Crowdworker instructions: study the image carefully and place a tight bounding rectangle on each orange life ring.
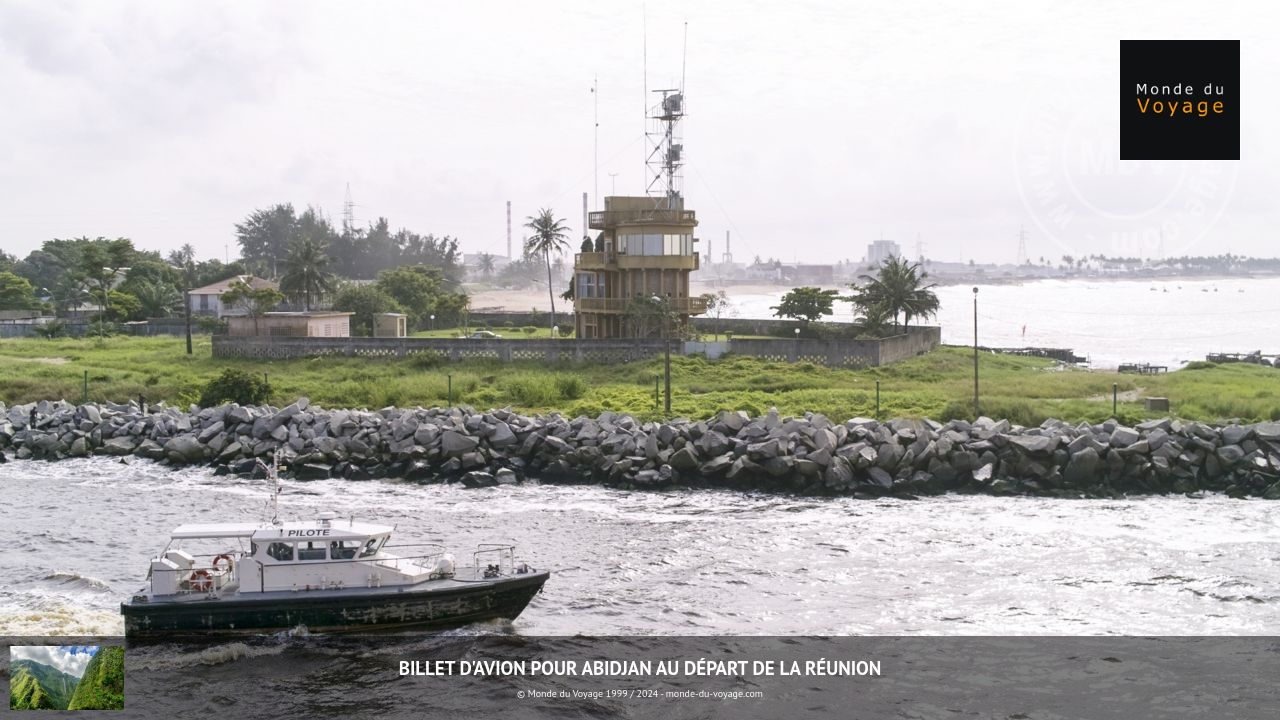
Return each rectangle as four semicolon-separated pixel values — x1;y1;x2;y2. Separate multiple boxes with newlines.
189;568;213;593
213;554;234;572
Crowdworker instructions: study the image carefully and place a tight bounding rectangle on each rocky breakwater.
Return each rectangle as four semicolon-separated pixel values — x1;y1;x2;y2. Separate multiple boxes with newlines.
3;399;1280;499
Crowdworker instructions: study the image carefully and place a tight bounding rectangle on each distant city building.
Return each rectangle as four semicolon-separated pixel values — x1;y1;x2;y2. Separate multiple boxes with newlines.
865;239;901;268
744;259;783;282
782;264;835;285
571;195;707;338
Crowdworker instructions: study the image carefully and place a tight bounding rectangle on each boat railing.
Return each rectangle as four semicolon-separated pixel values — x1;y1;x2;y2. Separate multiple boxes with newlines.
259;550;453;591
473;544;518;577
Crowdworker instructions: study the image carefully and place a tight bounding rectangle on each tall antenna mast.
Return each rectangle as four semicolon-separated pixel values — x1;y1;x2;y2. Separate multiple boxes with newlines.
1016;225;1029;266
681;21;688;93
506;201;512;259
342;183;356;234
592;76;599;210
645;22;687;203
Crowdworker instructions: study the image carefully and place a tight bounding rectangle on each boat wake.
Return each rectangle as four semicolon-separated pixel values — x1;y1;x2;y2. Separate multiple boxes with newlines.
39;571;114;592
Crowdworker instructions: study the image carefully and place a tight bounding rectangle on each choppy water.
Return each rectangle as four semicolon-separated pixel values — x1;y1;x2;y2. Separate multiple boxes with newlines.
728;276;1280;368
4;458;1280;637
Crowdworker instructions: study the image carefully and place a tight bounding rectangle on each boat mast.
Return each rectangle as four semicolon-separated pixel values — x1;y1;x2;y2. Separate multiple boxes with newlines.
269;449;283;526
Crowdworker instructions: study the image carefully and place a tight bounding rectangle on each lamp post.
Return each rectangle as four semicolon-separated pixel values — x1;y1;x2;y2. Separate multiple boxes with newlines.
652;295;671;415
972;286;980;419
794;326;800;361
429;314;435;332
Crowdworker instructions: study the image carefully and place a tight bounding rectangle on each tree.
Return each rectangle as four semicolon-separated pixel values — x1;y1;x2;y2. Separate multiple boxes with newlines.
374;265;467;329
0;272;38;310
130;279;182;318
771;287;838;325
845;256;939;332
279;236;335;310
167;243;196;268
623;295;678;339
0;249;15;273
700;290;733;340
523;208;571;332
477;252;496;278
333;283;403;336
103;290;142;322
221;279;284;334
78;238;135;336
235;204;297;277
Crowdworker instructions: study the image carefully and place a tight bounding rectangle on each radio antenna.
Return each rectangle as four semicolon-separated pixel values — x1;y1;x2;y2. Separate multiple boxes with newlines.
681;21;688;93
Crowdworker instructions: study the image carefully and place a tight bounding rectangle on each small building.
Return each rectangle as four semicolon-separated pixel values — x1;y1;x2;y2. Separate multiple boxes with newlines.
227;311;353;338
189;275;278;317
374;312;408;338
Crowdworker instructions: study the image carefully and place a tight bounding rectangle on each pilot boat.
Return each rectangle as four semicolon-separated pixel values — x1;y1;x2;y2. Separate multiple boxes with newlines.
121;460;548;639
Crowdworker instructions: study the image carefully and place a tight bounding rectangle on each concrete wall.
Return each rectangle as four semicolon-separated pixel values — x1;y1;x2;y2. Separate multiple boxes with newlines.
212;327;941;368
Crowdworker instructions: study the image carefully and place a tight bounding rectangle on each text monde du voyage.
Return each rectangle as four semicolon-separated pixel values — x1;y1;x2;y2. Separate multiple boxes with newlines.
1135;82;1227;118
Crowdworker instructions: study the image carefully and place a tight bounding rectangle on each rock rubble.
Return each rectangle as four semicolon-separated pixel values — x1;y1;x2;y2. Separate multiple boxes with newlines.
3;399;1280;499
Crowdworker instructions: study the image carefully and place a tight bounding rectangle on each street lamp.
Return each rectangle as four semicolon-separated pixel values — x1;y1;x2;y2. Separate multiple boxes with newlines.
972;287;979;419
430;314;435;332
652;295;671;415
794;326;800;361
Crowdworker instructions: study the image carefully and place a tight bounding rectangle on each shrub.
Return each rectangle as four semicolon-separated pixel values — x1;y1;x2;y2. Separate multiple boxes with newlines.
199;368;272;407
194;315;228;334
1183;360;1216;370
85;320;119;337
31;320;66;339
522;326;538;335
555;375;587;400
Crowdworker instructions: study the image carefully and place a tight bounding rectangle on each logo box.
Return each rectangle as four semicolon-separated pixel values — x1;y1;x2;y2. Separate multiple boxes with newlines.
1120;40;1239;160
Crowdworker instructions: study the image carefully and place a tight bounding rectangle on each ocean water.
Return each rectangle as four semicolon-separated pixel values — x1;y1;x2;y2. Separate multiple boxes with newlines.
725;276;1280;368
3;459;1280;638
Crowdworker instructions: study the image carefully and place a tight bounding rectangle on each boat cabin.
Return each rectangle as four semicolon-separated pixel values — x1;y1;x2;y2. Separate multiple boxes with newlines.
147;511;444;597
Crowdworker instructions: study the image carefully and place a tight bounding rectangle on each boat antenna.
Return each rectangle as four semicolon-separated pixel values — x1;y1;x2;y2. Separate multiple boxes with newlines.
270;449;283;526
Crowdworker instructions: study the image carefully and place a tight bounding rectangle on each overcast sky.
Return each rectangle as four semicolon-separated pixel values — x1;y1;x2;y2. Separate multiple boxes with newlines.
1;1;1276;265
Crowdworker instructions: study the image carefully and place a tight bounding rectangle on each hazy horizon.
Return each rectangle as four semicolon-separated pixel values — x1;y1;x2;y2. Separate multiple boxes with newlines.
3;1;1277;266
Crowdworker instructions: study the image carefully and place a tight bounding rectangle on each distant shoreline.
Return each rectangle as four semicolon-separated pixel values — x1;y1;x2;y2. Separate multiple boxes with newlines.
467;273;1280;312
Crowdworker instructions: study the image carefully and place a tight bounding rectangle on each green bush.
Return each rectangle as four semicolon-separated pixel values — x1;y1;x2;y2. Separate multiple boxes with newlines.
194;315;227;334
199;368;272;407
31;320;66;339
555;375;587;400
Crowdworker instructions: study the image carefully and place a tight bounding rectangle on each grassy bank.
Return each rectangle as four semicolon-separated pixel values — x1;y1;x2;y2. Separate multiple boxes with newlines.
0;336;1277;425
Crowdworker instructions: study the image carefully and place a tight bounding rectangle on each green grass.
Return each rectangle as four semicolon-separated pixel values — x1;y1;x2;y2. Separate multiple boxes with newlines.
0;336;1277;425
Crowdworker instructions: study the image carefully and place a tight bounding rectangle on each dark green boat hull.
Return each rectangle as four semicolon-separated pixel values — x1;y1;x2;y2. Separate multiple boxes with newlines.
121;572;548;639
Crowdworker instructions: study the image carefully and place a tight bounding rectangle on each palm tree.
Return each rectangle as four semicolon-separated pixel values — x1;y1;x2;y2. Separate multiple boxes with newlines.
167;244;196;268
132;280;182;318
478;252;496;278
279;237;335;310
847;256;939;332
523;208;571;331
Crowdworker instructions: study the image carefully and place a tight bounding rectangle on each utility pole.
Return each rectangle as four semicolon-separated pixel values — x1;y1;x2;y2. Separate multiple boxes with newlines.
506;201;512;259
972;287;980;418
184;289;193;355
653;295;672;415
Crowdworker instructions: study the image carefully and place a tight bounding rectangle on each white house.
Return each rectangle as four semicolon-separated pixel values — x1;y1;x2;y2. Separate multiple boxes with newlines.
188;275;277;317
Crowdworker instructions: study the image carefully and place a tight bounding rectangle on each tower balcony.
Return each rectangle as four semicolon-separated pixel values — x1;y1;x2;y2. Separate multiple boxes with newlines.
575;295;709;315
574;253;700;271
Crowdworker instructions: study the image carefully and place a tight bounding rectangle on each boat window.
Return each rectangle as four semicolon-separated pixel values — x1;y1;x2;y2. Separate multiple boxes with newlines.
359;536;383;558
298;541;326;562
330;540;361;560
266;542;294;562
